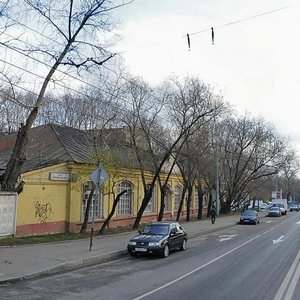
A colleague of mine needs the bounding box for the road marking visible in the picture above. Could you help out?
[273,235,284,244]
[219,234,237,242]
[274,248,300,300]
[296,221,300,225]
[266,220,272,224]
[133,234,261,300]
[134,214,299,300]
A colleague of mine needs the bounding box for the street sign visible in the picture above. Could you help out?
[90,165,109,186]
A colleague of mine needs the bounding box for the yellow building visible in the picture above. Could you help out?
[0,124,207,236]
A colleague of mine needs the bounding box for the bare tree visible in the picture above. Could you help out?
[0,0,133,191]
[119,76,216,228]
[218,114,290,212]
[280,150,300,201]
[166,76,224,221]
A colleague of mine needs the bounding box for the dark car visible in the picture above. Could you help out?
[268,206,281,217]
[127,222,187,258]
[240,210,260,225]
[289,203,299,212]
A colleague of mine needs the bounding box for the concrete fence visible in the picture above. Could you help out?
[0,192,18,236]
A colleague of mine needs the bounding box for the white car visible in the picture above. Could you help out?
[271,203,285,215]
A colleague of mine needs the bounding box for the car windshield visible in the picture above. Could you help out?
[143,224,169,235]
[269,207,279,211]
[242,210,256,216]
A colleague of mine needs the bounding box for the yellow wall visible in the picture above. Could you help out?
[16,162,193,236]
[18,164,69,226]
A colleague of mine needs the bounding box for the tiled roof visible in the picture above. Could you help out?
[0,124,156,174]
[0,124,93,173]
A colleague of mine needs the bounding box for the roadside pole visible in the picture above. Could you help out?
[89,165,108,251]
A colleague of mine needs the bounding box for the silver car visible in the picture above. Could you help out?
[268,206,281,217]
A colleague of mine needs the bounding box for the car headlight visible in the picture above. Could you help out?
[148,242,160,246]
[240,217,243,220]
[128,241,137,246]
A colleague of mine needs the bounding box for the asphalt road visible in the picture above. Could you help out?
[1,212,300,300]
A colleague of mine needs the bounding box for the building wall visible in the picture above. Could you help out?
[16,164,70,236]
[15,162,203,236]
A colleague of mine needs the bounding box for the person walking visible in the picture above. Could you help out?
[210,206,216,224]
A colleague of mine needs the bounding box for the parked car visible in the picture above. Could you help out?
[290,203,299,212]
[268,206,281,217]
[127,222,187,258]
[240,210,260,225]
[272,199,288,215]
[271,203,286,215]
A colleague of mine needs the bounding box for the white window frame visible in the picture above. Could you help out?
[117,181,133,215]
[203,194,209,207]
[164,185,172,211]
[144,184,156,213]
[194,189,199,209]
[81,181,103,221]
[174,186,182,211]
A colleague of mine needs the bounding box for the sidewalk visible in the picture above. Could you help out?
[0,214,246,284]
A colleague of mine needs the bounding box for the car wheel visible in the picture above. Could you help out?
[180,239,187,251]
[161,244,170,258]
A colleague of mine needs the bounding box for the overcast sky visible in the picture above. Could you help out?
[112,0,300,151]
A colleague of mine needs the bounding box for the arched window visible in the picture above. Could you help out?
[164,185,172,211]
[174,186,182,211]
[117,181,133,215]
[81,181,103,221]
[194,188,199,209]
[144,184,156,213]
[203,194,209,207]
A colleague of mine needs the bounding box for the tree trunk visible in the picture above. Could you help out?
[196,179,204,220]
[176,187,186,222]
[80,185,95,233]
[157,187,166,221]
[1,19,90,191]
[133,189,153,229]
[197,191,204,220]
[185,186,193,222]
[99,190,127,235]
[1,123,30,191]
[207,192,213,218]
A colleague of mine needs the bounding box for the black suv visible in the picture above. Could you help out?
[127,222,187,258]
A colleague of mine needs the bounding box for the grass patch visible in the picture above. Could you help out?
[0,226,137,246]
[0,232,90,246]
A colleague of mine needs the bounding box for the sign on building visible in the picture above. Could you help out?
[0,192,18,236]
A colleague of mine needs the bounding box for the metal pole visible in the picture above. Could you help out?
[216,152,220,216]
[89,167,101,251]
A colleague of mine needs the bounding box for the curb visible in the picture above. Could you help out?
[0,219,246,285]
[0,250,128,285]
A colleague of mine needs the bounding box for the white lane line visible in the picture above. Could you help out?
[219,234,237,242]
[133,234,262,300]
[273,235,284,244]
[274,248,300,300]
[285,253,300,300]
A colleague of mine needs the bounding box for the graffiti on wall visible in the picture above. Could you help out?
[35,201,53,223]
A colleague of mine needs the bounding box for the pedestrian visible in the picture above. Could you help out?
[210,206,216,224]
